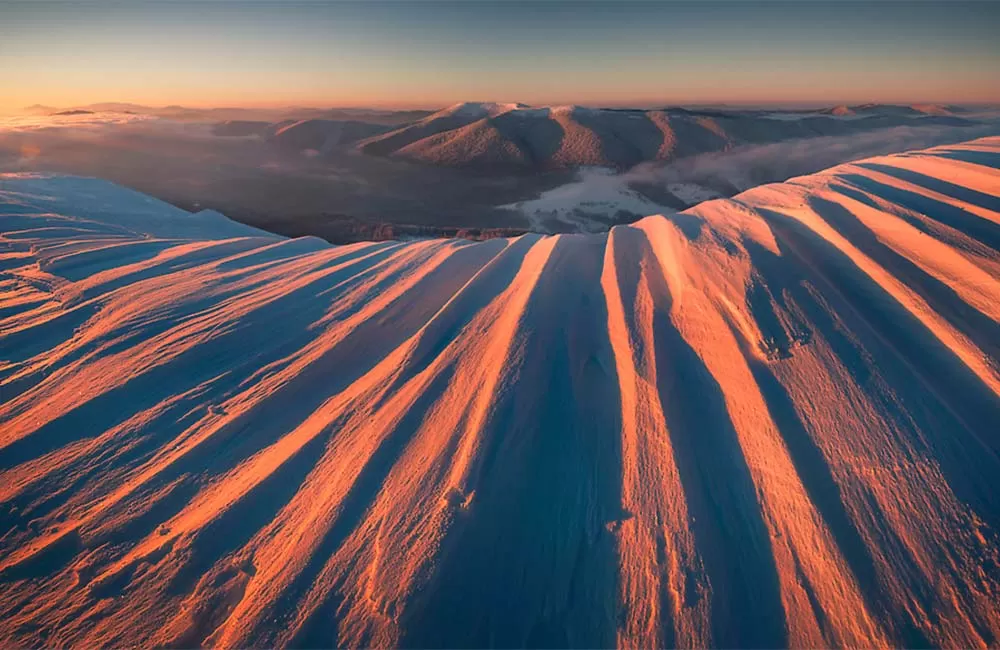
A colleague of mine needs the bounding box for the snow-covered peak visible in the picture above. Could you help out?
[438,101,531,119]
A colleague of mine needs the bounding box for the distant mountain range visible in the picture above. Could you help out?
[352,102,976,169]
[203,102,984,170]
[19,101,992,172]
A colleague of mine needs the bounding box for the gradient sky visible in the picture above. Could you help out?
[2,0,998,112]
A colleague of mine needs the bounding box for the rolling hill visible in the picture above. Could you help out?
[0,138,998,648]
[355,102,975,169]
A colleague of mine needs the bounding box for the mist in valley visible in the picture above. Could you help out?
[0,114,562,242]
[2,109,996,240]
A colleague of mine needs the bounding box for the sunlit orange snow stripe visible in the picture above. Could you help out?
[204,238,542,647]
[820,183,1000,322]
[602,224,709,648]
[67,241,462,575]
[641,216,889,647]
[732,189,1000,399]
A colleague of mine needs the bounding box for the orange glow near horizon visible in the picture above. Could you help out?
[1,1,998,114]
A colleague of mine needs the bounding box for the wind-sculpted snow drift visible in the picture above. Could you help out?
[1,138,999,648]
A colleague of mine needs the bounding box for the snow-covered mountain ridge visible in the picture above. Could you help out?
[0,138,998,648]
[356,102,981,169]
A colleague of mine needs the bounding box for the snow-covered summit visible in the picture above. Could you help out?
[1,138,999,648]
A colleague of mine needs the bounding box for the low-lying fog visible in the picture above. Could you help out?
[510,121,1000,232]
[2,111,997,241]
[0,113,563,242]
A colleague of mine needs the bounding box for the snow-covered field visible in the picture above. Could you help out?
[1,138,999,648]
[500,166,673,231]
[665,181,723,204]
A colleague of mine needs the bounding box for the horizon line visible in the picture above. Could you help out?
[12,98,1000,114]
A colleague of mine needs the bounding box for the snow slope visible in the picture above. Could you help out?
[1,138,999,648]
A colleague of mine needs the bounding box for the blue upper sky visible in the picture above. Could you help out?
[2,0,998,111]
